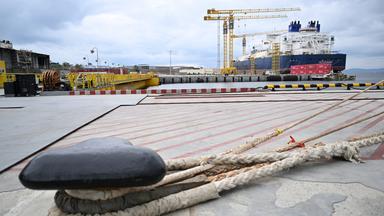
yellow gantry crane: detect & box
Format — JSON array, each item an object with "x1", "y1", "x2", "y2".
[
  {"x1": 204, "y1": 15, "x2": 287, "y2": 71},
  {"x1": 204, "y1": 7, "x2": 300, "y2": 75}
]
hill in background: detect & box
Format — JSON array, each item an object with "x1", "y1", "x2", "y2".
[{"x1": 344, "y1": 68, "x2": 384, "y2": 74}]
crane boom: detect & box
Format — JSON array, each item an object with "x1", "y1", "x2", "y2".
[
  {"x1": 204, "y1": 14, "x2": 287, "y2": 21},
  {"x1": 232, "y1": 30, "x2": 287, "y2": 38},
  {"x1": 207, "y1": 7, "x2": 301, "y2": 14},
  {"x1": 231, "y1": 30, "x2": 287, "y2": 55}
]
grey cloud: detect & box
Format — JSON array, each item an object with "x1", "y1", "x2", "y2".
[
  {"x1": 0, "y1": 0, "x2": 383, "y2": 68},
  {"x1": 0, "y1": 0, "x2": 91, "y2": 43}
]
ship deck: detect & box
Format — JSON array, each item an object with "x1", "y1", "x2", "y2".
[{"x1": 1, "y1": 90, "x2": 384, "y2": 216}]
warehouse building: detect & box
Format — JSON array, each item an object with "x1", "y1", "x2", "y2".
[{"x1": 0, "y1": 40, "x2": 50, "y2": 73}]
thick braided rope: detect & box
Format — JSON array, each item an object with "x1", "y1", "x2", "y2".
[
  {"x1": 273, "y1": 111, "x2": 384, "y2": 153},
  {"x1": 67, "y1": 131, "x2": 384, "y2": 201},
  {"x1": 347, "y1": 131, "x2": 384, "y2": 142},
  {"x1": 52, "y1": 134, "x2": 383, "y2": 216},
  {"x1": 65, "y1": 86, "x2": 384, "y2": 201},
  {"x1": 164, "y1": 131, "x2": 384, "y2": 170},
  {"x1": 66, "y1": 164, "x2": 216, "y2": 201},
  {"x1": 208, "y1": 163, "x2": 267, "y2": 182},
  {"x1": 349, "y1": 133, "x2": 384, "y2": 148},
  {"x1": 165, "y1": 83, "x2": 384, "y2": 171},
  {"x1": 214, "y1": 134, "x2": 384, "y2": 192},
  {"x1": 49, "y1": 183, "x2": 220, "y2": 216},
  {"x1": 227, "y1": 130, "x2": 281, "y2": 155},
  {"x1": 165, "y1": 158, "x2": 200, "y2": 171},
  {"x1": 165, "y1": 131, "x2": 280, "y2": 171},
  {"x1": 204, "y1": 152, "x2": 291, "y2": 166},
  {"x1": 67, "y1": 130, "x2": 283, "y2": 200},
  {"x1": 166, "y1": 82, "x2": 384, "y2": 171}
]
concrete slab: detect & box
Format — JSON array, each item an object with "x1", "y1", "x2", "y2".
[
  {"x1": 0, "y1": 95, "x2": 147, "y2": 172},
  {"x1": 0, "y1": 91, "x2": 383, "y2": 216}
]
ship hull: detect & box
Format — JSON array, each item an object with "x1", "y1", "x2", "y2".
[{"x1": 234, "y1": 53, "x2": 346, "y2": 74}]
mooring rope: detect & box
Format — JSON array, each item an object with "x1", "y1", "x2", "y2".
[
  {"x1": 227, "y1": 80, "x2": 384, "y2": 155},
  {"x1": 275, "y1": 110, "x2": 384, "y2": 152},
  {"x1": 65, "y1": 81, "x2": 384, "y2": 201},
  {"x1": 48, "y1": 134, "x2": 384, "y2": 216},
  {"x1": 205, "y1": 133, "x2": 384, "y2": 166},
  {"x1": 214, "y1": 134, "x2": 384, "y2": 192},
  {"x1": 65, "y1": 113, "x2": 384, "y2": 202}
]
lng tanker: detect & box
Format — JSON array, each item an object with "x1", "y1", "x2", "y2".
[{"x1": 234, "y1": 21, "x2": 346, "y2": 75}]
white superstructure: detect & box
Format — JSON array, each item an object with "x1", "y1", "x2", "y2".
[
  {"x1": 239, "y1": 21, "x2": 335, "y2": 60},
  {"x1": 0, "y1": 40, "x2": 13, "y2": 49}
]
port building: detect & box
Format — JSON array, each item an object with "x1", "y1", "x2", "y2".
[{"x1": 0, "y1": 40, "x2": 50, "y2": 73}]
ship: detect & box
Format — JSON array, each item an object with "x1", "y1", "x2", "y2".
[{"x1": 234, "y1": 21, "x2": 346, "y2": 75}]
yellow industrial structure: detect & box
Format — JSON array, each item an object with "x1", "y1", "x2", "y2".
[
  {"x1": 0, "y1": 60, "x2": 6, "y2": 88},
  {"x1": 271, "y1": 43, "x2": 281, "y2": 74},
  {"x1": 0, "y1": 60, "x2": 17, "y2": 88},
  {"x1": 204, "y1": 8, "x2": 300, "y2": 75},
  {"x1": 1, "y1": 60, "x2": 159, "y2": 91},
  {"x1": 67, "y1": 72, "x2": 159, "y2": 91}
]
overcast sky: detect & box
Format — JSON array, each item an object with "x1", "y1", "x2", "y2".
[{"x1": 1, "y1": 0, "x2": 383, "y2": 68}]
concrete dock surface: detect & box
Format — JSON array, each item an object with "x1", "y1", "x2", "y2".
[{"x1": 0, "y1": 90, "x2": 383, "y2": 216}]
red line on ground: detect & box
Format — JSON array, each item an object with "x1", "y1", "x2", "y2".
[
  {"x1": 259, "y1": 100, "x2": 375, "y2": 146},
  {"x1": 173, "y1": 117, "x2": 300, "y2": 159},
  {"x1": 90, "y1": 105, "x2": 201, "y2": 126},
  {"x1": 63, "y1": 103, "x2": 262, "y2": 141},
  {"x1": 155, "y1": 103, "x2": 321, "y2": 152},
  {"x1": 171, "y1": 100, "x2": 373, "y2": 158},
  {"x1": 369, "y1": 143, "x2": 384, "y2": 160},
  {"x1": 314, "y1": 103, "x2": 378, "y2": 134},
  {"x1": 128, "y1": 103, "x2": 275, "y2": 139},
  {"x1": 138, "y1": 102, "x2": 317, "y2": 146},
  {"x1": 54, "y1": 103, "x2": 306, "y2": 149},
  {"x1": 357, "y1": 114, "x2": 384, "y2": 134},
  {"x1": 112, "y1": 102, "x2": 280, "y2": 138}
]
